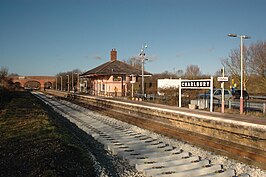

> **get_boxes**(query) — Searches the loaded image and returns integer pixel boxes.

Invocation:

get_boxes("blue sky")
[1,0,266,76]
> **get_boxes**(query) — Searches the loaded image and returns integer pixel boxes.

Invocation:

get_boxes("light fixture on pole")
[60,76,63,91]
[55,77,57,90]
[66,75,70,92]
[72,72,74,91]
[228,33,251,114]
[139,44,148,97]
[74,72,80,92]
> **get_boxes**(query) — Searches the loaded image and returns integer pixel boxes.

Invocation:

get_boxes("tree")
[176,69,184,77]
[222,46,250,90]
[8,73,19,77]
[125,57,142,70]
[184,65,202,79]
[0,67,8,81]
[0,67,8,87]
[222,41,266,93]
[248,41,266,83]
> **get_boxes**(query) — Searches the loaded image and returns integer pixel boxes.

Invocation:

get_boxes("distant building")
[80,49,152,97]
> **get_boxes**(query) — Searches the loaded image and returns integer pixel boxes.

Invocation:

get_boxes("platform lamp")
[228,34,251,114]
[139,44,148,97]
[60,76,63,91]
[66,75,70,92]
[55,77,57,90]
[72,72,74,91]
[74,72,80,92]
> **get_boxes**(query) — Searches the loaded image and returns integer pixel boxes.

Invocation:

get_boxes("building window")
[113,75,121,81]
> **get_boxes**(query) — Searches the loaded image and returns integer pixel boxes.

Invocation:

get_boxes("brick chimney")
[110,48,117,61]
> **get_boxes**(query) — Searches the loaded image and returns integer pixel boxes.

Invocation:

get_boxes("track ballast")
[33,92,249,177]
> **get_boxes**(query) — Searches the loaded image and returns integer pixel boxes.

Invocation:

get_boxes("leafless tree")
[125,57,142,70]
[0,67,8,80]
[222,41,266,91]
[0,67,9,89]
[248,41,266,83]
[184,65,202,79]
[221,46,250,90]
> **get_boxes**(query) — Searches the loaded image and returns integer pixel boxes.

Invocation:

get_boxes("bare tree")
[184,65,201,79]
[176,69,184,77]
[125,57,142,70]
[248,41,266,83]
[0,67,8,80]
[222,41,266,92]
[221,47,250,90]
[0,67,9,88]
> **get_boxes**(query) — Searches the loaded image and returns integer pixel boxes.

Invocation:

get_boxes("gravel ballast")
[40,93,266,177]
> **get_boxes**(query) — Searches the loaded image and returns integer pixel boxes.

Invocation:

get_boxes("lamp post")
[221,67,225,113]
[66,75,70,92]
[72,72,74,91]
[228,34,251,114]
[60,76,62,91]
[55,77,57,90]
[75,72,80,92]
[139,44,148,97]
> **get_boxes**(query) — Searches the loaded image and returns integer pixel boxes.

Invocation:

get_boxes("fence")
[143,94,266,115]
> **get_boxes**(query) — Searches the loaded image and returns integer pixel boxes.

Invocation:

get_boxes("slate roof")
[80,60,152,77]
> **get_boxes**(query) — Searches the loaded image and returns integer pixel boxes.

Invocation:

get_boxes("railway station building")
[80,49,152,97]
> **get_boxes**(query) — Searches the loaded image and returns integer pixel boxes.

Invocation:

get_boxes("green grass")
[0,91,96,177]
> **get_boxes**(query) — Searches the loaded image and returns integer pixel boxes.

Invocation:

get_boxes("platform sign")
[181,80,211,89]
[217,77,228,82]
[179,77,213,112]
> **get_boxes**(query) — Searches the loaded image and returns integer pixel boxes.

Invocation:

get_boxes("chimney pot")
[110,48,117,61]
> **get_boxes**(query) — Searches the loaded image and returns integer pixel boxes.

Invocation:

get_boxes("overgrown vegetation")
[0,91,96,177]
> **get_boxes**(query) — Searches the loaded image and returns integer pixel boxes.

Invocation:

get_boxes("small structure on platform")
[80,49,152,97]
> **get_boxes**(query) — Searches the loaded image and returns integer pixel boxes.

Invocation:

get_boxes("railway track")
[33,92,249,177]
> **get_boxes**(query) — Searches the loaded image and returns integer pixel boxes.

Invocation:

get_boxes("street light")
[55,77,57,90]
[228,33,251,114]
[139,44,148,97]
[74,72,80,92]
[60,76,63,91]
[72,72,74,91]
[66,75,70,92]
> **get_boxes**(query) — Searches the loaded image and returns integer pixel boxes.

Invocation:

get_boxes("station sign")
[179,77,213,112]
[181,80,211,89]
[217,77,228,82]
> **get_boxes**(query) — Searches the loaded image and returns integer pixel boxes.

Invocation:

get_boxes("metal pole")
[55,77,57,90]
[221,67,225,113]
[77,73,79,92]
[140,44,147,98]
[240,36,244,114]
[263,103,266,115]
[67,75,70,92]
[72,72,74,91]
[142,58,144,96]
[210,76,213,112]
[179,78,181,107]
[132,83,134,98]
[60,76,62,91]
[228,33,250,114]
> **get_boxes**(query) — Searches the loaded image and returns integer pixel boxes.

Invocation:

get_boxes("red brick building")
[80,49,151,97]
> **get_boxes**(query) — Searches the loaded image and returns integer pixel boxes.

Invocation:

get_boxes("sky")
[1,0,266,76]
